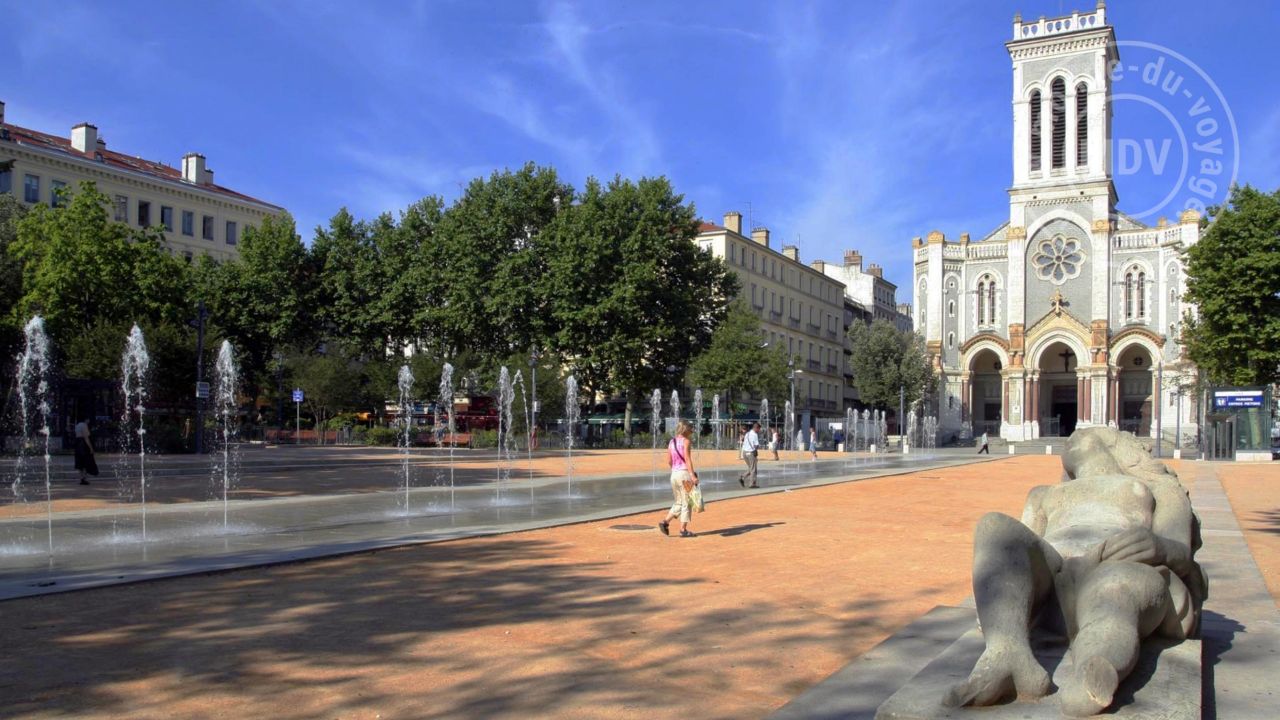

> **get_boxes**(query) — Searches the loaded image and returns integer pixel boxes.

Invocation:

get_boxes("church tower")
[911,3,1198,445]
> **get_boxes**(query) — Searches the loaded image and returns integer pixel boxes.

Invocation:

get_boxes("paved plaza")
[0,454,1275,718]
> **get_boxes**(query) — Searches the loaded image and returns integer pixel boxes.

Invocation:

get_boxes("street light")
[529,346,540,450]
[787,357,803,451]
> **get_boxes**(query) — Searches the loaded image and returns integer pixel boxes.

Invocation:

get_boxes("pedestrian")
[738,421,761,488]
[658,420,699,538]
[73,418,98,485]
[769,428,780,461]
[978,431,990,454]
[810,426,818,460]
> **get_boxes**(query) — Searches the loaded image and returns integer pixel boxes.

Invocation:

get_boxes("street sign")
[1214,390,1263,408]
[292,388,304,403]
[195,381,210,399]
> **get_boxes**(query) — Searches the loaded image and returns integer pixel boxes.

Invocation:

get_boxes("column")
[1082,376,1092,423]
[960,377,970,424]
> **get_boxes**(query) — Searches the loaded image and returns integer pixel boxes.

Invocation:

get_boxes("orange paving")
[11,455,1271,719]
[1216,461,1280,609]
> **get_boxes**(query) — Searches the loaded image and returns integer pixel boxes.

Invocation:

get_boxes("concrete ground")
[0,456,1275,719]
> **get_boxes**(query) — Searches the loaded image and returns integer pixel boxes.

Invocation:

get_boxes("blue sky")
[2,0,1277,294]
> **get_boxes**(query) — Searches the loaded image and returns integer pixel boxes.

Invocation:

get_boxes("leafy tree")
[195,212,312,397]
[287,350,379,437]
[430,163,572,360]
[1183,185,1280,385]
[847,319,935,410]
[545,175,738,428]
[0,194,27,363]
[8,182,190,343]
[688,300,789,417]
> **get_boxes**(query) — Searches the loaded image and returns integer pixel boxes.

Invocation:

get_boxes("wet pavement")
[0,449,999,599]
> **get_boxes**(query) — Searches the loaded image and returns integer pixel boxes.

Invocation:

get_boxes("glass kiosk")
[1205,387,1272,462]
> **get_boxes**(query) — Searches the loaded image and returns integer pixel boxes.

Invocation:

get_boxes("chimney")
[751,227,770,247]
[723,211,742,235]
[843,250,863,270]
[96,137,106,152]
[867,264,883,278]
[810,259,826,273]
[70,123,98,153]
[782,244,799,262]
[182,152,209,185]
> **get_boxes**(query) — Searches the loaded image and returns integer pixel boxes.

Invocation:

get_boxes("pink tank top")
[669,438,689,470]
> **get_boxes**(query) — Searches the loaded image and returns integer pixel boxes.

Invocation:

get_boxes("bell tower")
[1008,1,1116,195]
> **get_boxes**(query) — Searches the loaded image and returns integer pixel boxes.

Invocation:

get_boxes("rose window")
[1032,234,1084,284]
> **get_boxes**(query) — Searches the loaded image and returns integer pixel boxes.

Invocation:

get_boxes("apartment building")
[0,100,282,262]
[695,212,847,424]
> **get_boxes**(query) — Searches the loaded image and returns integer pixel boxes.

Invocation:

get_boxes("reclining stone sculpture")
[944,427,1207,716]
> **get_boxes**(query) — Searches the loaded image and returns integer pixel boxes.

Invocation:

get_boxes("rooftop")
[0,117,281,210]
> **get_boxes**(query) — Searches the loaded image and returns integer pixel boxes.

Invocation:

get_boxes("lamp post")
[1154,361,1163,457]
[529,346,540,450]
[190,300,209,454]
[787,357,799,451]
[899,385,906,453]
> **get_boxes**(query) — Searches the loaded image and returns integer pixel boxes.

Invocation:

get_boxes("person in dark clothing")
[73,419,98,484]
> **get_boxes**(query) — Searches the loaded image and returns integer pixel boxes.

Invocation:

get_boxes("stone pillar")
[1082,376,1092,423]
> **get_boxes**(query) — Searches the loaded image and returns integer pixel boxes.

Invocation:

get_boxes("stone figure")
[945,427,1207,716]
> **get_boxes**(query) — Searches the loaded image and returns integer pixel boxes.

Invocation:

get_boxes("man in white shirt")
[739,422,761,488]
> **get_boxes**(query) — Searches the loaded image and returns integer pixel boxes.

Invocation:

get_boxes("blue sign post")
[292,388,304,444]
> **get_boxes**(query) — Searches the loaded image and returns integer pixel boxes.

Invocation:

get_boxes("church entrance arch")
[1035,340,1080,437]
[968,349,1004,438]
[1114,344,1155,436]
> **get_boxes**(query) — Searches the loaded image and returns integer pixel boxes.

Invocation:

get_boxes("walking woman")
[658,420,699,538]
[73,418,98,485]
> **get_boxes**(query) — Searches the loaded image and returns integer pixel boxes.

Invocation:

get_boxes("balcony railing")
[807,360,821,371]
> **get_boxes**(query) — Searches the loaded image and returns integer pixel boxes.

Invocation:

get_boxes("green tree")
[847,319,934,410]
[0,193,27,363]
[287,350,379,437]
[9,182,190,342]
[195,212,313,397]
[430,163,572,360]
[1183,185,1280,385]
[545,175,738,426]
[688,300,789,416]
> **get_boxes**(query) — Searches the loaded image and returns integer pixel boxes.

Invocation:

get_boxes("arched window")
[1075,82,1088,166]
[948,300,955,318]
[1029,91,1042,171]
[1124,271,1134,319]
[987,281,997,324]
[1051,78,1066,169]
[1137,272,1146,317]
[948,332,955,348]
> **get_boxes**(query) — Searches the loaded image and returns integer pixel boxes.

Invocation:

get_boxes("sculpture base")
[875,624,1201,719]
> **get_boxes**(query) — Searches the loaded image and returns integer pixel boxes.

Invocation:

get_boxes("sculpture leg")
[945,512,1060,707]
[1058,562,1169,717]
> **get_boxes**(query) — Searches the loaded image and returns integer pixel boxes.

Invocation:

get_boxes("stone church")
[912,3,1198,443]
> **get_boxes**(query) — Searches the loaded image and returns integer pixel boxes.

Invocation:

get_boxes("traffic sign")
[292,388,304,403]
[195,381,210,399]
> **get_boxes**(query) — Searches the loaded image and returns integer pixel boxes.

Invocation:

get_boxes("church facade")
[912,3,1199,443]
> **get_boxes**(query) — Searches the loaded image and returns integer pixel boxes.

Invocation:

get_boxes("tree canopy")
[1182,184,1280,386]
[846,319,934,410]
[687,299,788,412]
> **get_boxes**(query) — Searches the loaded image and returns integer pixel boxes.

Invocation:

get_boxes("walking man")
[739,421,761,488]
[978,431,990,454]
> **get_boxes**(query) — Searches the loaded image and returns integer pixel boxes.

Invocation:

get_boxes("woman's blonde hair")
[674,420,694,438]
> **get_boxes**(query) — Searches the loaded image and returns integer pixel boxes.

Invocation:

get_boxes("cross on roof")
[1049,289,1067,315]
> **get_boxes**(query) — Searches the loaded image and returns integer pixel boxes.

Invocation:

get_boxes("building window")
[987,282,996,324]
[1137,272,1146,317]
[114,195,128,222]
[1029,91,1042,171]
[730,244,736,263]
[1124,271,1134,319]
[160,206,174,231]
[138,200,151,227]
[0,164,10,194]
[225,221,237,245]
[202,215,214,240]
[948,300,955,318]
[948,332,955,348]
[181,210,194,236]
[1051,78,1066,169]
[183,250,193,262]
[23,174,39,203]
[50,180,67,207]
[1075,82,1088,166]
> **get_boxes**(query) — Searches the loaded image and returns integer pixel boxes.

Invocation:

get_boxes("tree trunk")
[624,398,634,448]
